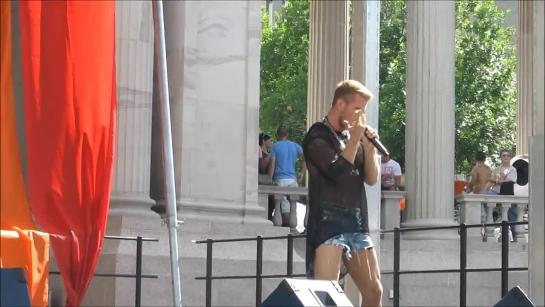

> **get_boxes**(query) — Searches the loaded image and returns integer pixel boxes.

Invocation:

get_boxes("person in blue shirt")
[268,126,305,226]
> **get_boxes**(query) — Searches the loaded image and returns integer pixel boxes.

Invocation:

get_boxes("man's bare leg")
[313,245,343,280]
[345,247,383,307]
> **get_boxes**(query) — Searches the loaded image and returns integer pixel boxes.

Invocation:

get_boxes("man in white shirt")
[488,150,517,194]
[486,149,518,240]
[381,154,402,191]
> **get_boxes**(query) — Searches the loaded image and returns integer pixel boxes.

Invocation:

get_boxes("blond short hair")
[331,80,373,106]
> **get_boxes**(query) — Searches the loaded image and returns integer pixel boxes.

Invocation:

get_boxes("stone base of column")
[109,193,157,218]
[401,218,459,240]
[153,198,272,225]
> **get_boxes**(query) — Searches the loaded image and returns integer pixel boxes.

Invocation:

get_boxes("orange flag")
[19,2,116,306]
[1,0,34,230]
[1,2,50,306]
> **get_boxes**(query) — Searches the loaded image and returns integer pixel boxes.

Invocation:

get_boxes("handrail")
[455,194,529,203]
[195,221,529,307]
[50,235,158,307]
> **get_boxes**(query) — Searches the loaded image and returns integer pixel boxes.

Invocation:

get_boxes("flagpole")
[152,1,183,306]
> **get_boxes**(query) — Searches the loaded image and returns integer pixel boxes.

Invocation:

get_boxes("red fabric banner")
[19,2,116,306]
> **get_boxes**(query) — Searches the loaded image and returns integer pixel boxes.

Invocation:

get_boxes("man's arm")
[303,135,355,183]
[362,145,379,185]
[360,127,379,186]
[394,175,401,190]
[467,167,477,192]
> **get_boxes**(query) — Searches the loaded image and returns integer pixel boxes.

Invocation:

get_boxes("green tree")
[260,0,309,144]
[379,0,517,174]
[379,0,407,170]
[454,0,517,173]
[261,0,517,175]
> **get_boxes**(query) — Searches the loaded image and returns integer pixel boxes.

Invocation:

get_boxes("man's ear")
[335,98,346,111]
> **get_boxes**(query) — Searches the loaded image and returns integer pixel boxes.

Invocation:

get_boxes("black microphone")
[364,128,390,156]
[369,136,390,156]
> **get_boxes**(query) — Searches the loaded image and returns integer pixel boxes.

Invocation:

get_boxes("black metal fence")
[194,234,306,307]
[50,235,159,307]
[195,221,528,307]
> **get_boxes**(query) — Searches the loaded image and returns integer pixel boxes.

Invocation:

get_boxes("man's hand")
[360,126,378,152]
[342,119,365,140]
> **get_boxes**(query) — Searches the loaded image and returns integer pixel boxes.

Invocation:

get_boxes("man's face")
[500,151,511,165]
[381,155,389,163]
[338,94,367,127]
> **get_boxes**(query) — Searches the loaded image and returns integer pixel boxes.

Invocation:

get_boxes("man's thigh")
[313,244,343,281]
[345,248,381,289]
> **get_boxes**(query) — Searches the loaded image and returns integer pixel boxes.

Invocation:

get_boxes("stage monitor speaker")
[493,286,534,307]
[262,278,353,307]
[0,268,31,307]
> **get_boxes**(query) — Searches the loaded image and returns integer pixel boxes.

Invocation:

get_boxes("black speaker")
[262,278,353,307]
[0,268,31,307]
[493,286,534,307]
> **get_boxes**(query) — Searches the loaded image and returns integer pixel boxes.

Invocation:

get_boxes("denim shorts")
[321,232,374,257]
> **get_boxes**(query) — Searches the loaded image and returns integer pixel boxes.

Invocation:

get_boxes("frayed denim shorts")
[321,232,374,258]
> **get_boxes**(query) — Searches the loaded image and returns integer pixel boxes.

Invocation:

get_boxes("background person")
[380,154,401,191]
[268,126,305,226]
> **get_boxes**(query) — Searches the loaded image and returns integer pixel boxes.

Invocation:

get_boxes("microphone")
[364,128,390,156]
[369,136,390,156]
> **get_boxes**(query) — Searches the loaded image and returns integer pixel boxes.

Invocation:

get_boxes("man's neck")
[325,111,343,132]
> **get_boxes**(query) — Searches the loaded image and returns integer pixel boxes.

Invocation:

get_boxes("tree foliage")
[260,0,309,144]
[454,0,516,173]
[379,0,407,170]
[379,0,516,174]
[261,0,517,174]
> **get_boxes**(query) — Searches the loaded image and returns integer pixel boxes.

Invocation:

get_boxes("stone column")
[160,0,266,224]
[516,3,533,156]
[307,0,349,125]
[403,1,457,237]
[527,0,545,304]
[351,0,381,237]
[110,1,155,217]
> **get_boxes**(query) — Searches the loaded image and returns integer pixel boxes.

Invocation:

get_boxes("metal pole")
[152,2,182,306]
[206,239,213,307]
[135,236,143,307]
[393,228,400,307]
[287,234,293,277]
[501,221,509,297]
[256,236,263,307]
[459,224,467,307]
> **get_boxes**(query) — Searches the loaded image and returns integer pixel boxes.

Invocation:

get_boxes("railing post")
[136,236,143,307]
[256,236,263,307]
[459,224,467,307]
[501,221,509,297]
[287,234,293,277]
[393,227,400,307]
[206,239,213,307]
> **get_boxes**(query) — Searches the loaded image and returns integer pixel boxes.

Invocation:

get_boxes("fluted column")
[110,1,155,216]
[157,1,266,224]
[403,1,457,237]
[527,0,545,304]
[307,0,349,126]
[516,3,533,156]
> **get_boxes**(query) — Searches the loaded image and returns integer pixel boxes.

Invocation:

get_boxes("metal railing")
[50,235,159,307]
[194,233,306,307]
[383,221,528,307]
[195,221,528,307]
